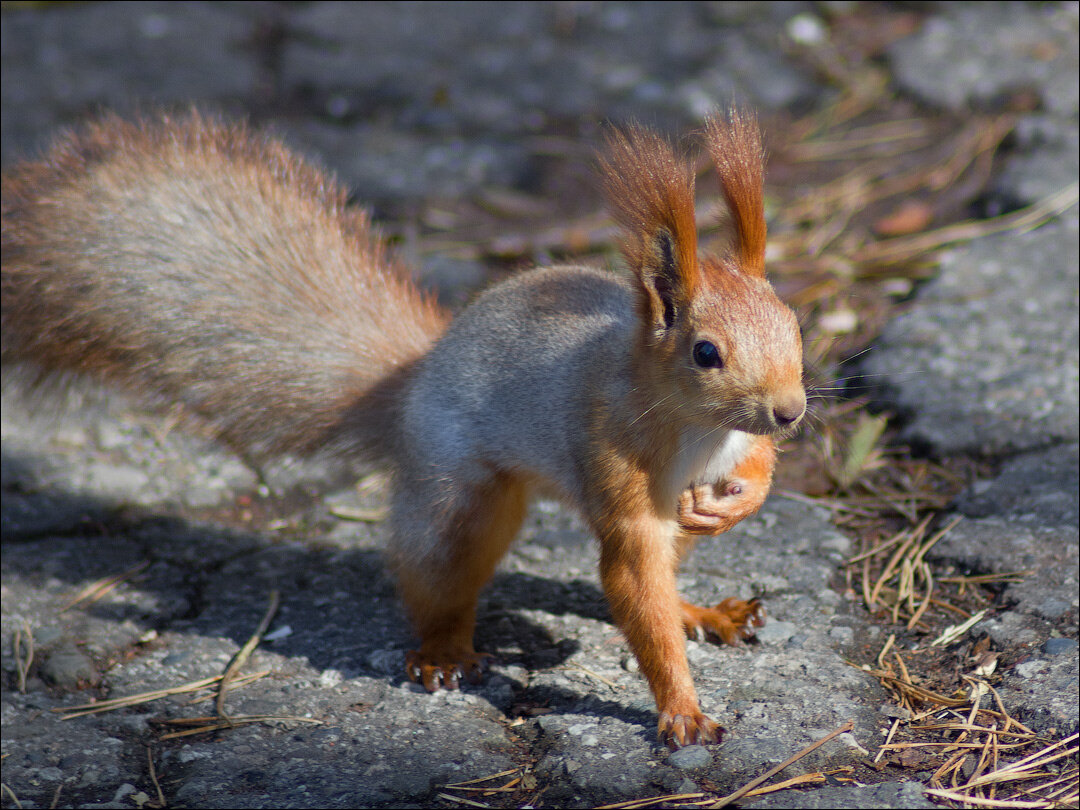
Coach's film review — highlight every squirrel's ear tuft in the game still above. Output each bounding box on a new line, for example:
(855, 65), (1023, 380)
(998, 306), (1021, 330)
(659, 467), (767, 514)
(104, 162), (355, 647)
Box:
(598, 124), (698, 333)
(703, 108), (767, 278)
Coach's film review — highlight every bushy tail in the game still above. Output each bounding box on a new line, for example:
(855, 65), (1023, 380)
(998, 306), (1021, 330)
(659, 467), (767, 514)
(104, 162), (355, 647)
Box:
(1, 111), (448, 462)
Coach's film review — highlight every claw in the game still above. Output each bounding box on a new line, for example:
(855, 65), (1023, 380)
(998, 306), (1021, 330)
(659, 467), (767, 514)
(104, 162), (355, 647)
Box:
(405, 648), (495, 692)
(658, 710), (723, 749)
(682, 597), (767, 646)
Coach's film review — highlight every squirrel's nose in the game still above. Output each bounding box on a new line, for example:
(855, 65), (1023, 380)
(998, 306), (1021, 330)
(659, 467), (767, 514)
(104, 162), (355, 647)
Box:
(772, 396), (806, 428)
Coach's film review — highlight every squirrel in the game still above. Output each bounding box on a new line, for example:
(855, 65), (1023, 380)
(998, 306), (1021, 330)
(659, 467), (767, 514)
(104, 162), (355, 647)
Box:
(1, 109), (805, 749)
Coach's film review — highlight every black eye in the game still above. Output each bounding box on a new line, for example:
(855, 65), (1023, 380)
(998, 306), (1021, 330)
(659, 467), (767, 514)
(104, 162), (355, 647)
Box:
(693, 341), (723, 369)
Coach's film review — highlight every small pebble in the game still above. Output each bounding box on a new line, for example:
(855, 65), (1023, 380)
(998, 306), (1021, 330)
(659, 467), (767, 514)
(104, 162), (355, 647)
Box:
(668, 745), (712, 770)
(1043, 637), (1079, 656)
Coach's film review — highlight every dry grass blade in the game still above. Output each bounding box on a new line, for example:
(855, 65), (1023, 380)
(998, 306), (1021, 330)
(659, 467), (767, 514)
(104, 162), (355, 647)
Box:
(776, 115), (1014, 263)
(56, 671), (271, 718)
(873, 668), (1076, 809)
(561, 663), (622, 689)
(13, 622), (33, 694)
(157, 713), (322, 740)
(784, 119), (934, 161)
(915, 724), (1039, 741)
(183, 671), (270, 705)
(932, 610), (988, 647)
(743, 767), (856, 797)
(855, 181), (1079, 265)
(836, 412), (888, 489)
(851, 515), (964, 630)
(597, 792), (710, 809)
(855, 650), (969, 710)
(441, 768), (533, 795)
(938, 572), (1030, 587)
(925, 732), (1079, 807)
(58, 560), (151, 613)
(963, 735), (1078, 789)
(867, 516), (929, 610)
(216, 589), (280, 723)
(1, 782), (22, 809)
(847, 530), (910, 564)
(443, 768), (523, 789)
(923, 789), (1074, 808)
(443, 781), (521, 795)
(146, 746), (165, 809)
(709, 720), (856, 807)
(327, 505), (388, 522)
(778, 489), (877, 516)
(436, 793), (494, 808)
(881, 741), (1032, 753)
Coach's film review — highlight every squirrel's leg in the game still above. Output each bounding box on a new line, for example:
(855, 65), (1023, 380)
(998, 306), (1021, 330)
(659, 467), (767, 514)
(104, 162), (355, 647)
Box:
(389, 471), (528, 692)
(674, 438), (774, 645)
(594, 511), (721, 749)
(674, 501), (766, 646)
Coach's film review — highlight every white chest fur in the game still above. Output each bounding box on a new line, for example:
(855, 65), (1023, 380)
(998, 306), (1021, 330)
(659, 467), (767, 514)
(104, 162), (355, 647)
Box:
(661, 426), (753, 508)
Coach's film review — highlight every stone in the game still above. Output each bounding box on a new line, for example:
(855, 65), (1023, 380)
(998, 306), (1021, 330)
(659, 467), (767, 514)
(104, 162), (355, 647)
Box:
(668, 745), (713, 770)
(862, 215), (1079, 457)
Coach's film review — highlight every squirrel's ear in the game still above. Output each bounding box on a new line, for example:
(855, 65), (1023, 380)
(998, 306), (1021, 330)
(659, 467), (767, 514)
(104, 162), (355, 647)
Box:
(703, 108), (766, 278)
(641, 227), (683, 332)
(599, 123), (698, 334)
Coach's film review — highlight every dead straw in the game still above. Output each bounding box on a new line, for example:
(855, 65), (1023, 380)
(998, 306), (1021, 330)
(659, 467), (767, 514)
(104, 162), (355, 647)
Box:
(1, 783), (22, 810)
(58, 560), (151, 613)
(862, 628), (1077, 810)
(146, 746), (166, 809)
(55, 670), (270, 719)
(596, 793), (709, 810)
(216, 589), (280, 723)
(854, 182), (1079, 265)
(13, 622), (33, 694)
(156, 713), (322, 741)
(435, 793), (493, 808)
(709, 720), (856, 808)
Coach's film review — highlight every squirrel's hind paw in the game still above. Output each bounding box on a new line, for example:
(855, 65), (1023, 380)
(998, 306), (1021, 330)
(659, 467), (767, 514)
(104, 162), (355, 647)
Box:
(681, 597), (766, 646)
(405, 648), (494, 692)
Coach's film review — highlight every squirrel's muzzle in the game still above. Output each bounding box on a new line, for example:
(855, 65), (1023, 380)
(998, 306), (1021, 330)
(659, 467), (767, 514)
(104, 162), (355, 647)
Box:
(772, 394), (806, 429)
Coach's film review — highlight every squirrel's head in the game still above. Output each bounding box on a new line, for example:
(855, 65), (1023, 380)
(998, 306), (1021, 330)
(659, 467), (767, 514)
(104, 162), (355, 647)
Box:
(600, 108), (805, 437)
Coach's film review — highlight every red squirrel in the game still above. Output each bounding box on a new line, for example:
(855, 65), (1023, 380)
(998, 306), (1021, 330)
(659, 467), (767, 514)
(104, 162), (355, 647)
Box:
(1, 109), (804, 748)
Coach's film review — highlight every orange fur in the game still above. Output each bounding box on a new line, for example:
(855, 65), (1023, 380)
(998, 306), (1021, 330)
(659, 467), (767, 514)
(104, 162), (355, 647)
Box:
(599, 124), (698, 334)
(703, 108), (767, 277)
(396, 472), (529, 690)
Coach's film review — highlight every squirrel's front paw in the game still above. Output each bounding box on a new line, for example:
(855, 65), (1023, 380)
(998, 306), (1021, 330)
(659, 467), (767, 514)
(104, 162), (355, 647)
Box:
(405, 648), (494, 692)
(676, 484), (743, 536)
(681, 597), (766, 646)
(658, 710), (723, 749)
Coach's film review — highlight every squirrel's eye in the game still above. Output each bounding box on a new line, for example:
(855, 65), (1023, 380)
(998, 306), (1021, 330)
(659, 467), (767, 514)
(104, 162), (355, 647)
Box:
(692, 341), (723, 369)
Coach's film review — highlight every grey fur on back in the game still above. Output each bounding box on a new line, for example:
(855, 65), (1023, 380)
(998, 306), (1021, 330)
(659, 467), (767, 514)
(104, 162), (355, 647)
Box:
(404, 265), (635, 503)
